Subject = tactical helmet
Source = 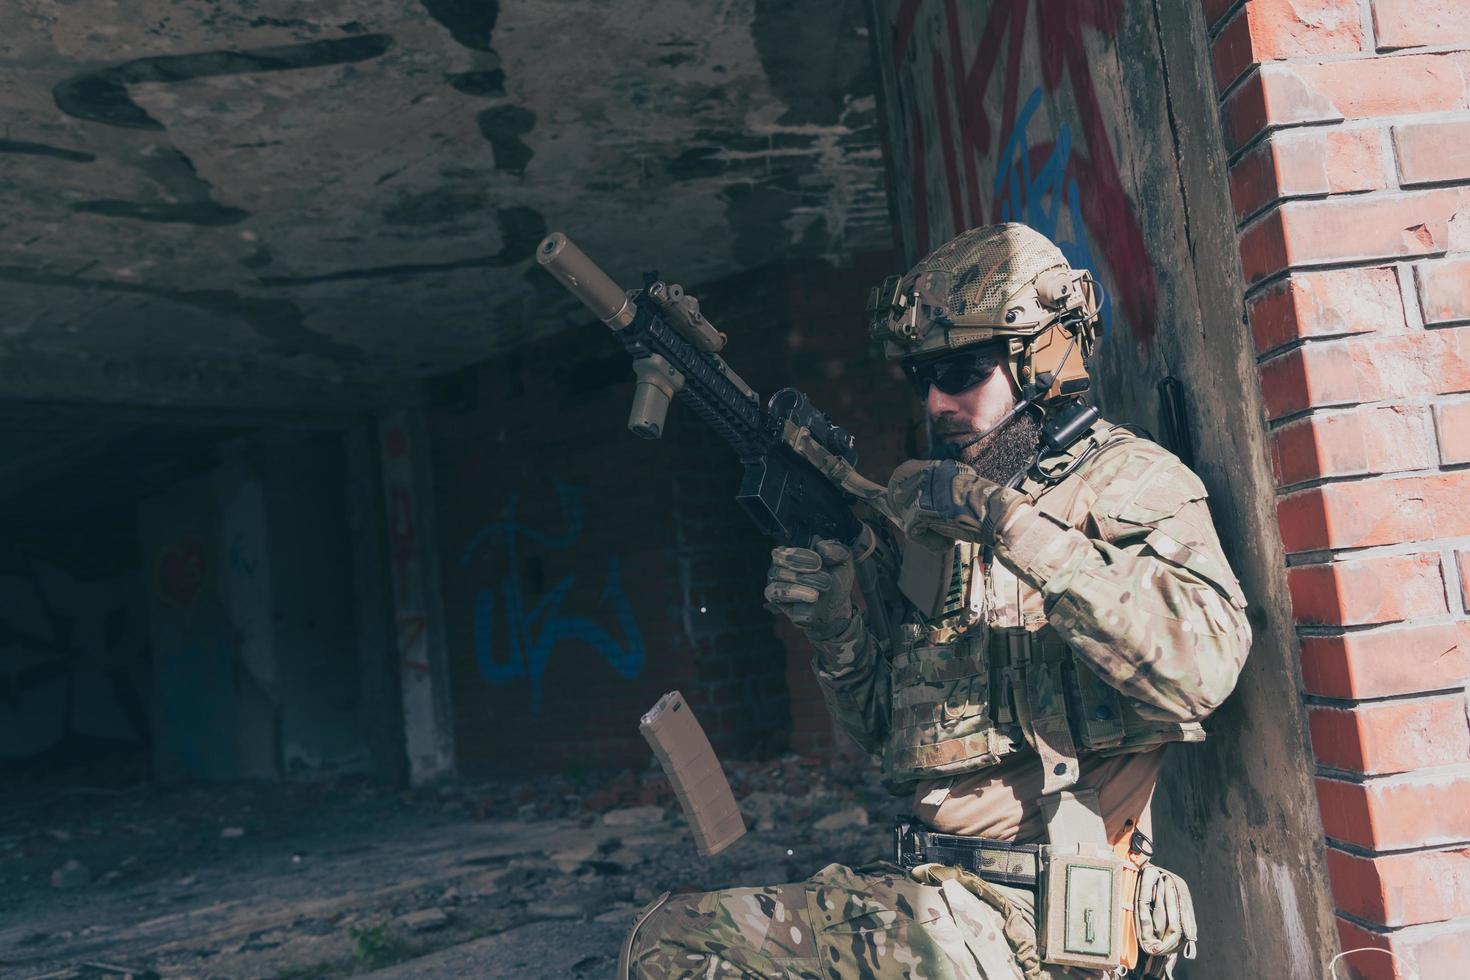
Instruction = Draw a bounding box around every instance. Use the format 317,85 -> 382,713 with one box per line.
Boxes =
866,223 -> 1101,403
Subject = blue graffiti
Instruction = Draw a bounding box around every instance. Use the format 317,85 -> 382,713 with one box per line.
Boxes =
460,482 -> 644,712
993,87 -> 1110,329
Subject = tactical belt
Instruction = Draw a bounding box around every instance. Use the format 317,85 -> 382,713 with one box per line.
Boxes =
894,818 -> 1039,888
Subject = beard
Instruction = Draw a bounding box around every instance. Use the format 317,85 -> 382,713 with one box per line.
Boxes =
933,410 -> 1044,485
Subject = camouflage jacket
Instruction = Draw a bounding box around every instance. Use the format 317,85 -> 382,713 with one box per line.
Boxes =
809,420 -> 1251,781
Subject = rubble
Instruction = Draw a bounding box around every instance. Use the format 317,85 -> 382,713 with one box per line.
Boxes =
600,804 -> 665,828
1,751 -> 891,978
50,859 -> 90,889
397,908 -> 450,932
814,806 -> 871,831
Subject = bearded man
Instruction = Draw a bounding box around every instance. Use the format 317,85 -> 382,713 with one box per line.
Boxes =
622,223 -> 1249,979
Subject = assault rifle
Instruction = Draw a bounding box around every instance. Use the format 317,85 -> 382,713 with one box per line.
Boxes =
536,232 -> 884,551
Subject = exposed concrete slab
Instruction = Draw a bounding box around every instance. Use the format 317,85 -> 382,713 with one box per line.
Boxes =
2,0 -> 888,408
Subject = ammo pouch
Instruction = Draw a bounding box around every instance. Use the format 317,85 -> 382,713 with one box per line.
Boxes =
1036,844 -> 1131,972
1135,864 -> 1199,978
1037,848 -> 1199,975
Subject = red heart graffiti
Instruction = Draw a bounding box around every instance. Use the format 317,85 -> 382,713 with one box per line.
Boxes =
155,534 -> 209,608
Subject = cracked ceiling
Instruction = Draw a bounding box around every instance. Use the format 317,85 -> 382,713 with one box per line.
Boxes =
1,0 -> 891,411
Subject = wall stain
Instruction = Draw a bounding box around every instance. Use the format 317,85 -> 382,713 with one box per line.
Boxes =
0,265 -> 363,363
0,139 -> 95,163
419,0 -> 500,52
72,200 -> 249,226
383,187 -> 487,227
751,0 -> 874,126
70,145 -> 249,228
475,106 -> 535,174
258,206 -> 547,286
240,248 -> 274,270
449,70 -> 505,98
53,35 -> 394,130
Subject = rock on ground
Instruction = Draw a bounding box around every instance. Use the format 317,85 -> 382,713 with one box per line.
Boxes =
359,920 -> 627,979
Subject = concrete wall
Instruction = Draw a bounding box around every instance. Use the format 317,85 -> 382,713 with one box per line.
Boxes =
865,0 -> 1339,974
0,492 -> 150,770
139,430 -> 384,781
427,251 -> 918,774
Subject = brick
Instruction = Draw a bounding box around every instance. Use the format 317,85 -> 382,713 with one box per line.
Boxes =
1277,471 -> 1470,551
1287,552 -> 1446,625
1417,257 -> 1470,325
1394,119 -> 1470,187
1372,0 -> 1470,51
1223,56 -> 1467,152
1298,621 -> 1470,698
1269,404 -> 1432,485
1258,325 -> 1470,420
1317,770 -> 1470,849
1308,696 -> 1470,774
1203,0 -> 1244,32
1248,267 -> 1404,355
1222,71 -> 1274,152
1237,208 -> 1289,285
1326,845 -> 1470,927
1458,551 -> 1470,612
1337,916 -> 1470,980
1230,128 -> 1388,222
1212,0 -> 1363,92
1435,400 -> 1470,466
1212,8 -> 1257,92
1240,188 -> 1470,285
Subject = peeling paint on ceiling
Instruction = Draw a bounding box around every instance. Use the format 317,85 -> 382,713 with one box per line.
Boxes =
1,0 -> 891,408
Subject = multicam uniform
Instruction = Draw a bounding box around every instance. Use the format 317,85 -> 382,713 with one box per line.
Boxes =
626,421 -> 1251,979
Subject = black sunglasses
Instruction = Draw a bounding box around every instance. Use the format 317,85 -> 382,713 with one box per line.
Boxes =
903,350 -> 1004,397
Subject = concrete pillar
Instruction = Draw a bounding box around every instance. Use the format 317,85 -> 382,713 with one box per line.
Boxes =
345,423 -> 408,785
139,432 -> 377,782
377,410 -> 456,783
140,446 -> 279,781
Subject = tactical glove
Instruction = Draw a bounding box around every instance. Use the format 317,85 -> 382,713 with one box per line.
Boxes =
763,539 -> 855,640
885,459 -> 1007,544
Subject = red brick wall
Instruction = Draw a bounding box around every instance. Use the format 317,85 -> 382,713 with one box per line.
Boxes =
1206,1 -> 1470,974
428,250 -> 915,774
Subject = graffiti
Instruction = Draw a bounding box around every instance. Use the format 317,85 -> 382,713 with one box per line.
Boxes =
0,560 -> 149,758
994,87 -> 1107,328
153,533 -> 208,608
227,533 -> 258,580
460,482 -> 644,713
378,412 -> 452,779
385,481 -> 430,674
887,0 -> 1157,341
387,486 -> 419,608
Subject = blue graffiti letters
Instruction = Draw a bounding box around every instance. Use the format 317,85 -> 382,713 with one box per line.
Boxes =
460,482 -> 644,711
994,87 -> 1108,328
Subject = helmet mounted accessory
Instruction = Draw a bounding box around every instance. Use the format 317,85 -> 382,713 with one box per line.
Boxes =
866,223 -> 1106,468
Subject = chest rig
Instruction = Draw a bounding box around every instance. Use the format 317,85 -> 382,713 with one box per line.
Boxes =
882,422 -> 1204,785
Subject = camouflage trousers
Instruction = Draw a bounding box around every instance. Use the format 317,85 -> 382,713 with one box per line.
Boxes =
625,861 -> 1101,979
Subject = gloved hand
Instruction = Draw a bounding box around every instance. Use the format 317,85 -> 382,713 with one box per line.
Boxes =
763,539 -> 855,640
885,459 -> 1007,544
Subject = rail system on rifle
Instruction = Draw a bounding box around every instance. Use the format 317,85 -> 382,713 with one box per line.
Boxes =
536,232 -> 868,551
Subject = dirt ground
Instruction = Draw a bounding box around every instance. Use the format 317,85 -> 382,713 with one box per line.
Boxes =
0,753 -> 896,979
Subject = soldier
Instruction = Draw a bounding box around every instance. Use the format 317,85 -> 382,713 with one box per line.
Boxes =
622,224 -> 1249,979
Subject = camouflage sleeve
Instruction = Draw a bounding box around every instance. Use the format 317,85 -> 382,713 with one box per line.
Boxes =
988,448 -> 1251,723
808,609 -> 890,753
